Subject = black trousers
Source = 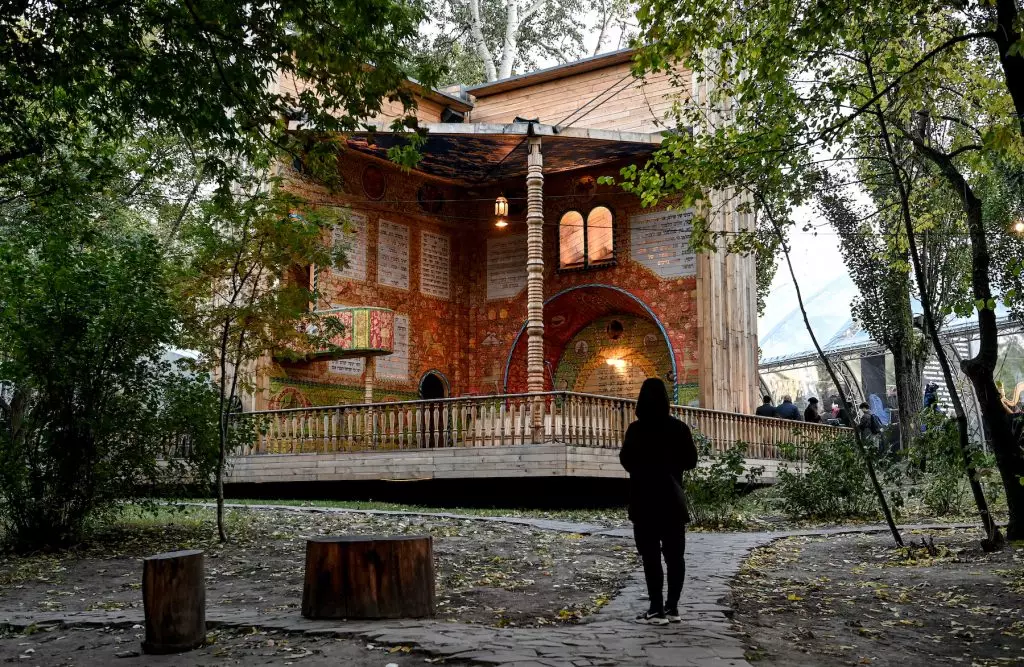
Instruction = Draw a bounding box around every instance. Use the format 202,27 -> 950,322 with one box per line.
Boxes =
633,520 -> 686,612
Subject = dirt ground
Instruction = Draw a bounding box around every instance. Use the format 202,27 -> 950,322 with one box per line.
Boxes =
730,528 -> 1024,666
0,506 -> 637,628
0,624 -> 471,666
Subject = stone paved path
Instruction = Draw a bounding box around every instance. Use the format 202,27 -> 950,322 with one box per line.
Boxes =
1,508 -> 984,667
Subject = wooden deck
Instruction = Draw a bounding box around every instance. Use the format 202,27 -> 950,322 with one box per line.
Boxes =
226,392 -> 838,485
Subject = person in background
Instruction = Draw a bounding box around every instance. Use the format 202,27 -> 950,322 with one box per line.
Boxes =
804,397 -> 822,423
755,395 -> 777,418
858,401 -> 884,452
620,378 -> 699,626
837,401 -> 856,427
776,395 -> 803,421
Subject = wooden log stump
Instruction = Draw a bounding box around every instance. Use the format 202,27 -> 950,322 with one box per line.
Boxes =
141,549 -> 205,654
302,535 -> 434,619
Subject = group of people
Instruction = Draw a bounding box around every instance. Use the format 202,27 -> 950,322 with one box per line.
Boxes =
756,394 -> 887,450
755,394 -> 828,423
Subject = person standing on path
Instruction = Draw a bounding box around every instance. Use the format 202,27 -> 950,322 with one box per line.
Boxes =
755,395 -> 777,418
619,378 -> 699,625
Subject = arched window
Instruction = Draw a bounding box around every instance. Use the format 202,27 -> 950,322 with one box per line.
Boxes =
558,206 -> 615,269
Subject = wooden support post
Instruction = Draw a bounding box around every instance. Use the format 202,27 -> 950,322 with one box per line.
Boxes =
302,535 -> 435,619
364,355 -> 375,404
526,135 -> 545,441
141,550 -> 205,654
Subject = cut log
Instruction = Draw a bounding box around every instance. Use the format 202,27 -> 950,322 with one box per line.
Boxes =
302,535 -> 434,619
141,549 -> 205,654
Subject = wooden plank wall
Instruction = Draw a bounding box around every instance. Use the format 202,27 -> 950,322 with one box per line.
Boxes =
468,63 -> 685,133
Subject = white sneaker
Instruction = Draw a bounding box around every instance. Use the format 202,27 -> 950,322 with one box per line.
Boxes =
665,607 -> 681,623
636,611 -> 669,625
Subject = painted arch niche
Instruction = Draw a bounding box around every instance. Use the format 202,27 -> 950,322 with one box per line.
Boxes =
553,315 -> 671,399
503,284 -> 681,401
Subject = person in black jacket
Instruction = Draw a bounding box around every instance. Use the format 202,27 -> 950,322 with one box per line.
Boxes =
755,395 -> 776,418
775,395 -> 803,421
804,397 -> 822,423
620,378 -> 699,625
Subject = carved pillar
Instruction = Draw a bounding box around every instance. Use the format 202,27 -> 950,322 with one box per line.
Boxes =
364,356 -> 375,404
526,136 -> 545,441
526,137 -> 545,394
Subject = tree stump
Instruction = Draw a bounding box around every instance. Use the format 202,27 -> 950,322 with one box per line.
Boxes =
302,535 -> 434,619
141,549 -> 205,654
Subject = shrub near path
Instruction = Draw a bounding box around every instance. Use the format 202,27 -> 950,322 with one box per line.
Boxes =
731,528 -> 1024,666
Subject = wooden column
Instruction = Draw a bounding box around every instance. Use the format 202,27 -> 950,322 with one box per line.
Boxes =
363,356 -> 375,403
141,550 -> 205,654
693,65 -> 759,415
526,135 -> 545,441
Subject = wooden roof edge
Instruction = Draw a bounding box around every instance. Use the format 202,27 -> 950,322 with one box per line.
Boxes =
465,49 -> 637,97
404,79 -> 474,112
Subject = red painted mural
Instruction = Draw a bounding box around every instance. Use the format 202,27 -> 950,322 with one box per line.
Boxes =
262,149 -> 699,408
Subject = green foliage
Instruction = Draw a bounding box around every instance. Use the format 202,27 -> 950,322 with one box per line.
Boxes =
905,411 -> 1001,517
1,0 -> 438,188
0,197 -> 217,550
685,432 -> 763,528
774,435 -> 892,521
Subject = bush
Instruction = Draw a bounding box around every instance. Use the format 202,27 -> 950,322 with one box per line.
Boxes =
906,410 -> 1000,517
0,213 -> 219,551
774,434 -> 890,520
685,433 -> 763,528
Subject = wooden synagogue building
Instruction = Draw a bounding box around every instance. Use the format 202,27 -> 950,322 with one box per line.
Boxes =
256,49 -> 760,419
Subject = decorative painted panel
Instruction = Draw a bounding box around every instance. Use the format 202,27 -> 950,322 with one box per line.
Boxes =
377,219 -> 410,289
376,314 -> 410,380
487,234 -> 527,300
332,211 -> 368,281
630,208 -> 696,278
420,230 -> 451,299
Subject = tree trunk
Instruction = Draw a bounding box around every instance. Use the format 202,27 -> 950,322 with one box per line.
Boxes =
765,202 -> 903,547
993,0 -> 1024,139
302,536 -> 435,619
498,0 -> 519,80
142,550 -> 206,654
891,333 -> 924,449
911,141 -> 1024,539
468,0 -> 498,82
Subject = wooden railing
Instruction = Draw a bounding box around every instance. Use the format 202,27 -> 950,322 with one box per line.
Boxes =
233,391 -> 847,459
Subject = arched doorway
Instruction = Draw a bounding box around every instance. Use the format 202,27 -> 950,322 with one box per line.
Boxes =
419,371 -> 448,399
503,284 -> 682,401
418,371 -> 449,447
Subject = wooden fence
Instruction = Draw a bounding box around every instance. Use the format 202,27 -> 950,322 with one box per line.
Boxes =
232,392 -> 847,460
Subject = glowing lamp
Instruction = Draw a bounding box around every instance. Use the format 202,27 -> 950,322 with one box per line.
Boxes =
495,195 -> 509,217
1014,220 -> 1024,234
495,219 -> 509,228
605,358 -> 626,369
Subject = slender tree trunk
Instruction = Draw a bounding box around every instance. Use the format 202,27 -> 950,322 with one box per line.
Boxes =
993,0 -> 1024,139
891,337 -> 923,449
498,0 -> 519,79
863,50 -> 1006,544
910,141 -> 1024,540
468,0 -> 498,81
765,204 -> 904,547
215,316 -> 231,543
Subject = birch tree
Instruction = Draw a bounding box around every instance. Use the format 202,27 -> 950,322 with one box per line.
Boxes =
423,0 -> 635,84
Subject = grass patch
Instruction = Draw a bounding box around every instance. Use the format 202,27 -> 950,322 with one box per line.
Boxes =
179,498 -> 631,525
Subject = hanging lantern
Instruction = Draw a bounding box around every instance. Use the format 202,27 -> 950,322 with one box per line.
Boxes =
494,219 -> 509,228
494,195 -> 509,217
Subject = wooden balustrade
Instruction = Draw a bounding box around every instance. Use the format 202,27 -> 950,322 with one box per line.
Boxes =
232,391 -> 848,459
